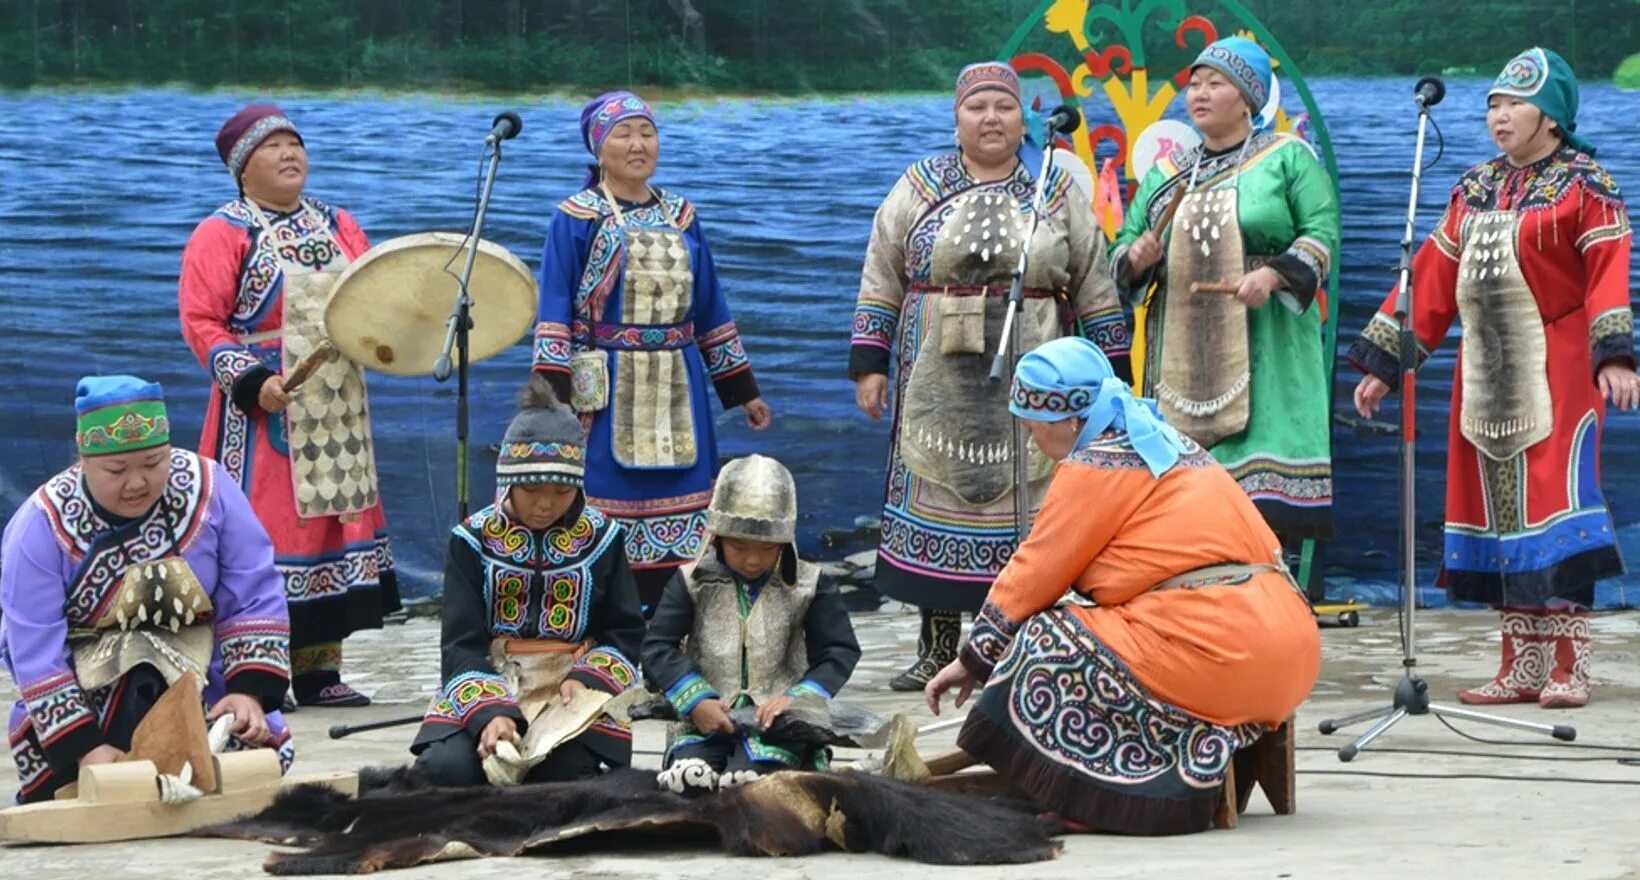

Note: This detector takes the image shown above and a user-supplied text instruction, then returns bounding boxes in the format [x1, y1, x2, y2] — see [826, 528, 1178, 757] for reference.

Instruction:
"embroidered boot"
[889, 608, 962, 692]
[1538, 611, 1592, 709]
[1457, 610, 1548, 705]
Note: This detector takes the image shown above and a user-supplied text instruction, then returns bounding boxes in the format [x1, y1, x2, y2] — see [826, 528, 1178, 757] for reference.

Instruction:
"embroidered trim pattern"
[596, 321, 695, 351]
[967, 600, 1021, 668]
[572, 647, 638, 692]
[219, 617, 292, 680]
[424, 671, 515, 726]
[277, 537, 388, 605]
[533, 321, 572, 371]
[850, 295, 900, 351]
[665, 672, 718, 715]
[19, 672, 95, 747]
[1009, 382, 1092, 415]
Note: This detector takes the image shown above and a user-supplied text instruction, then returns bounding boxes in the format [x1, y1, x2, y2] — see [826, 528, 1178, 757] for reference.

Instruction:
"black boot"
[889, 608, 962, 691]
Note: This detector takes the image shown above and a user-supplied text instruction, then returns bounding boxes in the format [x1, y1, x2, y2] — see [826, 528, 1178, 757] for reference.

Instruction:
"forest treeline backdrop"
[2, 0, 1638, 92]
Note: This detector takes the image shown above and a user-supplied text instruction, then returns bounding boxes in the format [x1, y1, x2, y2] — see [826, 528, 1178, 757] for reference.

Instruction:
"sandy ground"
[3, 606, 1638, 879]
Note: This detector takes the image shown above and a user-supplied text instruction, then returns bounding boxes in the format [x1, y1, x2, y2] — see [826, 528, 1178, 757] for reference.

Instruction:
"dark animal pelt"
[203, 769, 1061, 874]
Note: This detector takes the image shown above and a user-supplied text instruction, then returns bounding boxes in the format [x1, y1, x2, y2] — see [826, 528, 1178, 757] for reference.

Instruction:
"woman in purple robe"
[0, 375, 294, 803]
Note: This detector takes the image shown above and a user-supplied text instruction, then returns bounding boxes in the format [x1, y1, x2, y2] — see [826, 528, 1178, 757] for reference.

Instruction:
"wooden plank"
[920, 770, 1019, 798]
[922, 749, 979, 777]
[0, 771, 355, 844]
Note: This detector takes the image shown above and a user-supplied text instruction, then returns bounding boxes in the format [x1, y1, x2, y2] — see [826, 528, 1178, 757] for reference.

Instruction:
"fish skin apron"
[242, 198, 380, 519]
[597, 183, 700, 471]
[1154, 147, 1253, 448]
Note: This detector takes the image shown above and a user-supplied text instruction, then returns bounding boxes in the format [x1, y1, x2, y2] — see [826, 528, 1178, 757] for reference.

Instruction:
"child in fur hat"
[641, 454, 861, 792]
[410, 376, 645, 786]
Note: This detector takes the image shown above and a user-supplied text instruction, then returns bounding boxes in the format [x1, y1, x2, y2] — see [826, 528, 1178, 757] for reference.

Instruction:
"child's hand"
[478, 716, 519, 759]
[689, 698, 736, 736]
[755, 695, 794, 730]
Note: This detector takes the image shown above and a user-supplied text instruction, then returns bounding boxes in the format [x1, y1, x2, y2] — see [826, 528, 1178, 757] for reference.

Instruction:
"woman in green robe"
[1111, 36, 1341, 544]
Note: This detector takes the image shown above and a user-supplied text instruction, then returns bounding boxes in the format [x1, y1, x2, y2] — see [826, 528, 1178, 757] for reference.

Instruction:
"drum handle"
[283, 340, 338, 393]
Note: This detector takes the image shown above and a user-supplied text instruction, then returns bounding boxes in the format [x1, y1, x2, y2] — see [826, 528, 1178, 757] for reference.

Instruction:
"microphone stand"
[434, 136, 505, 521]
[988, 125, 1063, 546]
[1317, 90, 1574, 760]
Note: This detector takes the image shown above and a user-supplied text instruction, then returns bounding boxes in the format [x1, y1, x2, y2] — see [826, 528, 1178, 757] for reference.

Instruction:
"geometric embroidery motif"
[425, 671, 514, 726]
[994, 609, 1264, 791]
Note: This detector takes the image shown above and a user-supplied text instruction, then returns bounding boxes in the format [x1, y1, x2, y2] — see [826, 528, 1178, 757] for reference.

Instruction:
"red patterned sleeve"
[1575, 171, 1635, 372]
[179, 216, 262, 395]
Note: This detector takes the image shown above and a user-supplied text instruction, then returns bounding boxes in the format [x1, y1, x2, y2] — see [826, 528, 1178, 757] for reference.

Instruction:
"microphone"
[1043, 103, 1082, 135]
[1413, 76, 1446, 109]
[485, 110, 523, 144]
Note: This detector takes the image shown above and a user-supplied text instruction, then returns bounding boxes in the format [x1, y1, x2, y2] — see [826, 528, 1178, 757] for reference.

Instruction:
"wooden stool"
[1213, 717, 1295, 830]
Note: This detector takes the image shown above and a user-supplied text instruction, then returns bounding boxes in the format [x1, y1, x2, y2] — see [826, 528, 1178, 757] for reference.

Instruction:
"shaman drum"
[324, 232, 537, 376]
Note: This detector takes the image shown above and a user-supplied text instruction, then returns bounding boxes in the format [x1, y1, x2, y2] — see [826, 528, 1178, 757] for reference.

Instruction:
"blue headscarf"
[1009, 338, 1189, 478]
[1191, 36, 1275, 131]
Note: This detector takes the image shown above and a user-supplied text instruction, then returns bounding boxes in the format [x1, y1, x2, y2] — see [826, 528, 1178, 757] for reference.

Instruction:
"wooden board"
[0, 752, 356, 844]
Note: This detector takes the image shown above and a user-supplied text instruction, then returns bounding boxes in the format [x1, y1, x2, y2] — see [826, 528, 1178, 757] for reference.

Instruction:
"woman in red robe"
[178, 104, 400, 708]
[1351, 48, 1637, 709]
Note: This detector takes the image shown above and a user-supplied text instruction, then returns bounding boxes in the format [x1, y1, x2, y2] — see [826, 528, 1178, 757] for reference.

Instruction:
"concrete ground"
[4, 606, 1639, 879]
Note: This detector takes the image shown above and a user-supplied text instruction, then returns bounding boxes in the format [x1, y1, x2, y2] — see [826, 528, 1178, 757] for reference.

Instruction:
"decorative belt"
[908, 283, 1060, 299]
[1153, 562, 1282, 591]
[496, 637, 591, 658]
[591, 321, 694, 351]
[1059, 561, 1301, 610]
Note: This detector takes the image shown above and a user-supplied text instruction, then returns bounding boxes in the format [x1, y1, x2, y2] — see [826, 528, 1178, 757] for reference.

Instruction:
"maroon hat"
[215, 104, 302, 181]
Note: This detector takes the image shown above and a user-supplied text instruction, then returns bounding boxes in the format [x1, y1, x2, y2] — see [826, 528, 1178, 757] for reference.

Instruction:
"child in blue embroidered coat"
[641, 455, 861, 792]
[410, 377, 645, 785]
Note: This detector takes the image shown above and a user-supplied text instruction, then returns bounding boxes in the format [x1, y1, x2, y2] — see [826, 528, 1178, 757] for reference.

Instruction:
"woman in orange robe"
[926, 336, 1319, 835]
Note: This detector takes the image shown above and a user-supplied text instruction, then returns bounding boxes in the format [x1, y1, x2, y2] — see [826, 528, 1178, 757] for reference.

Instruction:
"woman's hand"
[1125, 231, 1163, 280]
[854, 374, 889, 420]
[1233, 266, 1284, 309]
[744, 397, 773, 430]
[258, 375, 291, 414]
[207, 693, 270, 746]
[477, 716, 519, 759]
[924, 659, 978, 716]
[1597, 363, 1640, 412]
[1354, 375, 1392, 419]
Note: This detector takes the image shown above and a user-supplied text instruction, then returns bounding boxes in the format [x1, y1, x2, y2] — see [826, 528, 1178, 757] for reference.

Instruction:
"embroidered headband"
[75, 375, 171, 456]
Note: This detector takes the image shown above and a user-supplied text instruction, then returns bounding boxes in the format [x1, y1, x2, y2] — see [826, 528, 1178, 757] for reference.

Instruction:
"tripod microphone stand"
[1317, 78, 1575, 760]
[989, 105, 1081, 546]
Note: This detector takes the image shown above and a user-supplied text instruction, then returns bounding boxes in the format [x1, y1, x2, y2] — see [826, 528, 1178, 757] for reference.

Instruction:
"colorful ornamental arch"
[997, 0, 1343, 362]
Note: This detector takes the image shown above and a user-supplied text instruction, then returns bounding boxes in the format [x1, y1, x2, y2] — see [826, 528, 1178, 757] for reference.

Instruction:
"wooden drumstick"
[283, 340, 338, 393]
[1190, 281, 1241, 295]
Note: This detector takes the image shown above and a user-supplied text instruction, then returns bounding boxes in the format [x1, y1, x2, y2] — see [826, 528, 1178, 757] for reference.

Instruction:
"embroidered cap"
[954, 61, 1022, 108]
[578, 90, 656, 188]
[1191, 37, 1275, 130]
[496, 375, 585, 489]
[75, 375, 171, 456]
[707, 454, 797, 544]
[1489, 47, 1594, 156]
[215, 103, 302, 182]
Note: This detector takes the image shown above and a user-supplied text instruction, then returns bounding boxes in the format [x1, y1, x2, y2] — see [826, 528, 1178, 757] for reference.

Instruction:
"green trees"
[0, 1, 1634, 92]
